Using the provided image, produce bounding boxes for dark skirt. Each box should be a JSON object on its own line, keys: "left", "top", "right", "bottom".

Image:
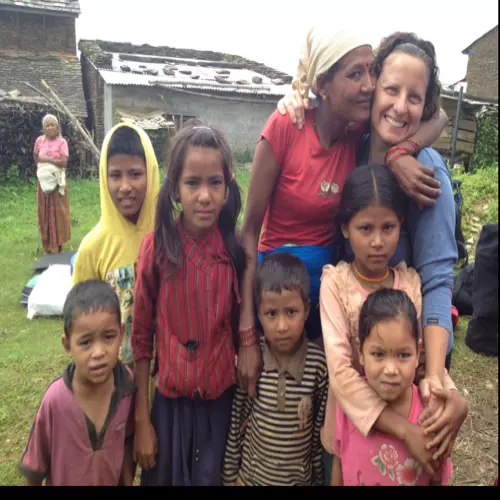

{"left": 141, "top": 386, "right": 235, "bottom": 486}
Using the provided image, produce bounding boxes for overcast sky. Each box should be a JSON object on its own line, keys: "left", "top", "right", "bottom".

{"left": 75, "top": 0, "right": 498, "bottom": 85}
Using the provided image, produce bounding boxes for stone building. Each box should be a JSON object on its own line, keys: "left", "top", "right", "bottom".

{"left": 79, "top": 40, "right": 292, "bottom": 155}
{"left": 462, "top": 25, "right": 498, "bottom": 101}
{"left": 0, "top": 0, "right": 86, "bottom": 117}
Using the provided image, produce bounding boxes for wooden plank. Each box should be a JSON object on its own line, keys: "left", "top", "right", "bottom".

{"left": 446, "top": 118, "right": 477, "bottom": 133}
{"left": 434, "top": 138, "right": 451, "bottom": 149}
{"left": 440, "top": 126, "right": 476, "bottom": 143}
{"left": 433, "top": 138, "right": 475, "bottom": 154}
{"left": 458, "top": 119, "right": 477, "bottom": 132}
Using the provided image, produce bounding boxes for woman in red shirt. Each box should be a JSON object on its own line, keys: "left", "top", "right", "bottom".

{"left": 237, "top": 26, "right": 447, "bottom": 397}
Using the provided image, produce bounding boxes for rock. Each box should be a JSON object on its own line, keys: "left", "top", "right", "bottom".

{"left": 236, "top": 79, "right": 250, "bottom": 85}
{"left": 179, "top": 69, "right": 192, "bottom": 75}
{"left": 472, "top": 216, "right": 480, "bottom": 222}
{"left": 467, "top": 237, "right": 474, "bottom": 244}
{"left": 252, "top": 76, "right": 263, "bottom": 84}
{"left": 8, "top": 89, "right": 20, "bottom": 98}
{"left": 162, "top": 67, "right": 175, "bottom": 76}
{"left": 271, "top": 78, "right": 284, "bottom": 85}
{"left": 145, "top": 68, "right": 158, "bottom": 76}
{"left": 216, "top": 69, "right": 230, "bottom": 75}
{"left": 215, "top": 75, "right": 231, "bottom": 84}
{"left": 120, "top": 64, "right": 131, "bottom": 72}
{"left": 0, "top": 88, "right": 6, "bottom": 97}
{"left": 139, "top": 64, "right": 147, "bottom": 69}
{"left": 190, "top": 74, "right": 200, "bottom": 79}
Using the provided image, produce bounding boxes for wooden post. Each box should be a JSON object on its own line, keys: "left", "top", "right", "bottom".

{"left": 450, "top": 86, "right": 464, "bottom": 169}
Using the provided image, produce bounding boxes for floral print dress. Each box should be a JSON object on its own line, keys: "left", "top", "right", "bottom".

{"left": 334, "top": 384, "right": 453, "bottom": 486}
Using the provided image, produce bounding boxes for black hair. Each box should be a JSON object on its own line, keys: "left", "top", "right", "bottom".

{"left": 255, "top": 252, "right": 310, "bottom": 306}
{"left": 334, "top": 164, "right": 407, "bottom": 263}
{"left": 107, "top": 126, "right": 146, "bottom": 162}
{"left": 63, "top": 280, "right": 121, "bottom": 338}
{"left": 336, "top": 163, "right": 408, "bottom": 228}
{"left": 374, "top": 32, "right": 441, "bottom": 121}
{"left": 154, "top": 119, "right": 246, "bottom": 281}
{"left": 358, "top": 288, "right": 419, "bottom": 349}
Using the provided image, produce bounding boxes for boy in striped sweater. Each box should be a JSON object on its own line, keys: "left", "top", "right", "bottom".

{"left": 222, "top": 252, "right": 328, "bottom": 486}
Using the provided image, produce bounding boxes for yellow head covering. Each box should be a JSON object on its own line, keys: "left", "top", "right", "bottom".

{"left": 98, "top": 122, "right": 160, "bottom": 237}
{"left": 72, "top": 122, "right": 160, "bottom": 287}
{"left": 292, "top": 25, "right": 374, "bottom": 97}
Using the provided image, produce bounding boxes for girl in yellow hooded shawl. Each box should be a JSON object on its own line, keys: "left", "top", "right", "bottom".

{"left": 72, "top": 123, "right": 160, "bottom": 365}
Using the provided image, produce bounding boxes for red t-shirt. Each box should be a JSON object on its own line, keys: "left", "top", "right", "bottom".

{"left": 258, "top": 110, "right": 365, "bottom": 252}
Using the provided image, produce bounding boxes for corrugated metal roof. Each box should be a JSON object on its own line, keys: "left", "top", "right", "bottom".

{"left": 441, "top": 88, "right": 497, "bottom": 106}
{"left": 0, "top": 0, "right": 80, "bottom": 14}
{"left": 98, "top": 53, "right": 292, "bottom": 97}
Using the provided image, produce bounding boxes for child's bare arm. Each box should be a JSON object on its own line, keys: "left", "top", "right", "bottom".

{"left": 120, "top": 439, "right": 135, "bottom": 486}
{"left": 331, "top": 457, "right": 343, "bottom": 486}
{"left": 133, "top": 359, "right": 156, "bottom": 471}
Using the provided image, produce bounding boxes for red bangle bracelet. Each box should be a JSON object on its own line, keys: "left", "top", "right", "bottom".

{"left": 407, "top": 139, "right": 421, "bottom": 156}
{"left": 240, "top": 335, "right": 259, "bottom": 347}
{"left": 239, "top": 325, "right": 256, "bottom": 335}
{"left": 386, "top": 150, "right": 410, "bottom": 165}
{"left": 384, "top": 146, "right": 408, "bottom": 164}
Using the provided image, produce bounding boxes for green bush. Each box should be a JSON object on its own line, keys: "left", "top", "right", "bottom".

{"left": 470, "top": 109, "right": 498, "bottom": 172}
{"left": 234, "top": 150, "right": 253, "bottom": 164}
{"left": 452, "top": 166, "right": 498, "bottom": 243}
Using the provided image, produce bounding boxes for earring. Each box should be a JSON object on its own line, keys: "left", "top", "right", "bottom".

{"left": 322, "top": 93, "right": 327, "bottom": 101}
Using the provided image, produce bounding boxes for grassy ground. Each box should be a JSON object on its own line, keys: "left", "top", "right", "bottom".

{"left": 0, "top": 167, "right": 497, "bottom": 485}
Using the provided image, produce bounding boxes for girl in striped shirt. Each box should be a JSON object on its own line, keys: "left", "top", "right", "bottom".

{"left": 131, "top": 121, "right": 247, "bottom": 486}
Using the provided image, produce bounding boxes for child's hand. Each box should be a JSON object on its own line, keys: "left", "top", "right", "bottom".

{"left": 403, "top": 422, "right": 440, "bottom": 477}
{"left": 422, "top": 387, "right": 468, "bottom": 461}
{"left": 133, "top": 420, "right": 157, "bottom": 470}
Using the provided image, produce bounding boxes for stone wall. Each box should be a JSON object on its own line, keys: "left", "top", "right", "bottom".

{"left": 80, "top": 56, "right": 106, "bottom": 146}
{"left": 465, "top": 26, "right": 498, "bottom": 101}
{"left": 0, "top": 9, "right": 76, "bottom": 54}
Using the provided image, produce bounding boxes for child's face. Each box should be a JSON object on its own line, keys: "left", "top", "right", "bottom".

{"left": 258, "top": 289, "right": 310, "bottom": 356}
{"left": 62, "top": 310, "right": 124, "bottom": 386}
{"left": 107, "top": 154, "right": 147, "bottom": 224}
{"left": 342, "top": 203, "right": 401, "bottom": 277}
{"left": 360, "top": 315, "right": 420, "bottom": 404}
{"left": 43, "top": 118, "right": 59, "bottom": 138}
{"left": 178, "top": 146, "right": 226, "bottom": 238}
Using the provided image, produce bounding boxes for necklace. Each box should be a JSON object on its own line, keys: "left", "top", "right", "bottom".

{"left": 352, "top": 262, "right": 389, "bottom": 283}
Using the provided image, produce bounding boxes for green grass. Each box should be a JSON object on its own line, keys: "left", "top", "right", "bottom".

{"left": 452, "top": 167, "right": 498, "bottom": 251}
{"left": 0, "top": 168, "right": 250, "bottom": 485}
{"left": 0, "top": 166, "right": 497, "bottom": 485}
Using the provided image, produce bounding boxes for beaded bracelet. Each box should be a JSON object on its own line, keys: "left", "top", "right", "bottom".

{"left": 240, "top": 335, "right": 259, "bottom": 347}
{"left": 239, "top": 325, "right": 255, "bottom": 335}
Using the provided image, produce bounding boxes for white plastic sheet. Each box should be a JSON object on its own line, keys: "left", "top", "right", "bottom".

{"left": 27, "top": 264, "right": 72, "bottom": 319}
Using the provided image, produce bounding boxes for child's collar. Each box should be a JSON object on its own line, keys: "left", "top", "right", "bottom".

{"left": 263, "top": 333, "right": 308, "bottom": 385}
{"left": 63, "top": 361, "right": 136, "bottom": 399}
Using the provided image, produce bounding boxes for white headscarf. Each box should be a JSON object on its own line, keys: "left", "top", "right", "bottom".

{"left": 292, "top": 25, "right": 374, "bottom": 97}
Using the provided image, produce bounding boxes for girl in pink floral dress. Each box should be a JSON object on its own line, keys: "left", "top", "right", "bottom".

{"left": 332, "top": 288, "right": 452, "bottom": 486}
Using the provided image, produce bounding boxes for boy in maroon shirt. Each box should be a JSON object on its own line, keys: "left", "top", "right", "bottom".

{"left": 18, "top": 280, "right": 136, "bottom": 486}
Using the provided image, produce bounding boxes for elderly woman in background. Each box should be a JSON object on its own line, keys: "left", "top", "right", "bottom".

{"left": 33, "top": 114, "right": 71, "bottom": 254}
